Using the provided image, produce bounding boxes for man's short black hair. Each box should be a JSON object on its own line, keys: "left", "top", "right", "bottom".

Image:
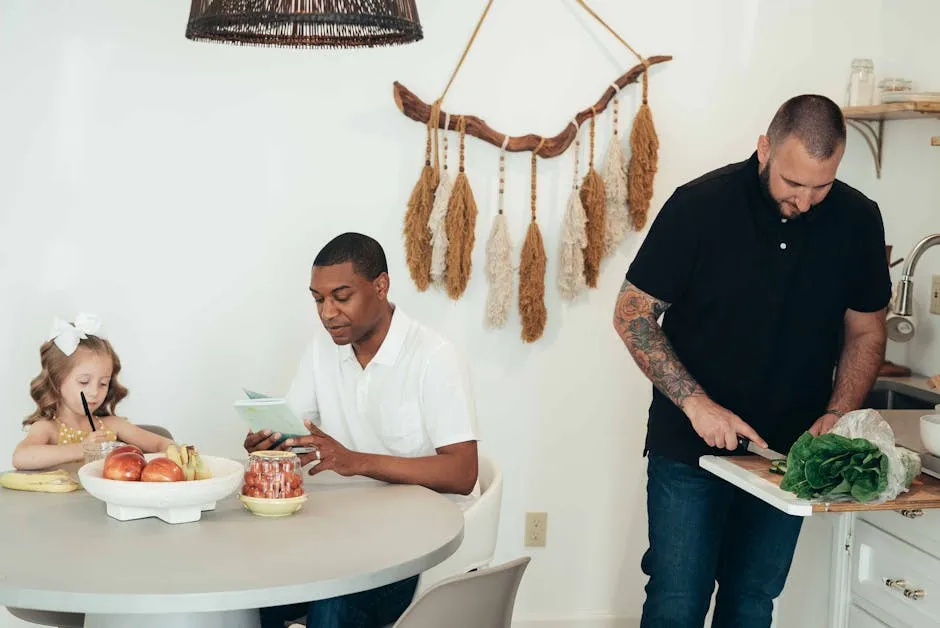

{"left": 767, "top": 94, "right": 847, "bottom": 159}
{"left": 313, "top": 232, "right": 388, "bottom": 281}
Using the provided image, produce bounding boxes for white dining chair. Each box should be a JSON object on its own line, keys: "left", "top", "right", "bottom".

{"left": 285, "top": 454, "right": 505, "bottom": 628}
{"left": 391, "top": 556, "right": 530, "bottom": 628}
{"left": 415, "top": 454, "right": 503, "bottom": 592}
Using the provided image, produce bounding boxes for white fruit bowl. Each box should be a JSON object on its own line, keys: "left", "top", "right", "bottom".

{"left": 78, "top": 454, "right": 243, "bottom": 524}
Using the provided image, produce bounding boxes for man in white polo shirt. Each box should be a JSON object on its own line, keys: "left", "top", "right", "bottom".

{"left": 247, "top": 232, "right": 479, "bottom": 628}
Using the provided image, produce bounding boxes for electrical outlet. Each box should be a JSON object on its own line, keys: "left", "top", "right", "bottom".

{"left": 931, "top": 275, "right": 940, "bottom": 315}
{"left": 525, "top": 512, "right": 547, "bottom": 547}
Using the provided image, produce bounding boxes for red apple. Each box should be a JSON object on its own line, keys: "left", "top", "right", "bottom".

{"left": 102, "top": 451, "right": 146, "bottom": 481}
{"left": 141, "top": 457, "right": 184, "bottom": 482}
{"left": 107, "top": 445, "right": 144, "bottom": 459}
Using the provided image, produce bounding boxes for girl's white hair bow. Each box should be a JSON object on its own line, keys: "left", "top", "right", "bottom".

{"left": 48, "top": 313, "right": 103, "bottom": 356}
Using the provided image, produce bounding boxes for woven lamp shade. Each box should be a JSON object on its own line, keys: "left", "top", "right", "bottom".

{"left": 185, "top": 0, "right": 423, "bottom": 49}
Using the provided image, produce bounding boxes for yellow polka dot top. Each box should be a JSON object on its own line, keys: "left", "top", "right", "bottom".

{"left": 55, "top": 418, "right": 117, "bottom": 445}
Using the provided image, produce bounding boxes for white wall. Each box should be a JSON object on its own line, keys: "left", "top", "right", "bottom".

{"left": 0, "top": 2, "right": 936, "bottom": 627}
{"left": 877, "top": 0, "right": 940, "bottom": 376}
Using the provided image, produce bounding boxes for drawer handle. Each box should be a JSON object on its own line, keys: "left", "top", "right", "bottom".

{"left": 897, "top": 509, "right": 925, "bottom": 519}
{"left": 885, "top": 578, "right": 926, "bottom": 601}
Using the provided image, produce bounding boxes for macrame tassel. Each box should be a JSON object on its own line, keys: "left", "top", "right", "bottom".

{"left": 429, "top": 114, "right": 453, "bottom": 285}
{"left": 558, "top": 122, "right": 588, "bottom": 301}
{"left": 485, "top": 214, "right": 513, "bottom": 328}
{"left": 601, "top": 89, "right": 629, "bottom": 255}
{"left": 580, "top": 111, "right": 606, "bottom": 288}
{"left": 519, "top": 145, "right": 547, "bottom": 343}
{"left": 403, "top": 102, "right": 441, "bottom": 291}
{"left": 445, "top": 117, "right": 478, "bottom": 300}
{"left": 628, "top": 70, "right": 659, "bottom": 231}
{"left": 484, "top": 139, "right": 513, "bottom": 328}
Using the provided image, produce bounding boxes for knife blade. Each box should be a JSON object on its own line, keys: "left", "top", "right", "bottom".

{"left": 736, "top": 436, "right": 785, "bottom": 460}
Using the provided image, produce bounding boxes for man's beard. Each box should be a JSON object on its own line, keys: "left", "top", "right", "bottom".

{"left": 758, "top": 162, "right": 802, "bottom": 220}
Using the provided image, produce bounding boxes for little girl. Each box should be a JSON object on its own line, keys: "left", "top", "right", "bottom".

{"left": 12, "top": 314, "right": 174, "bottom": 470}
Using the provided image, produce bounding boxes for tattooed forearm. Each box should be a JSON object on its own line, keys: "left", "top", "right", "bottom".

{"left": 613, "top": 280, "right": 705, "bottom": 408}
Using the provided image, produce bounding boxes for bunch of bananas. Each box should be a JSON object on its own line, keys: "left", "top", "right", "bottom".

{"left": 166, "top": 443, "right": 212, "bottom": 481}
{"left": 0, "top": 469, "right": 80, "bottom": 493}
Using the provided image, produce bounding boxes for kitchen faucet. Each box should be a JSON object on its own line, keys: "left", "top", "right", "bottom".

{"left": 894, "top": 233, "right": 940, "bottom": 316}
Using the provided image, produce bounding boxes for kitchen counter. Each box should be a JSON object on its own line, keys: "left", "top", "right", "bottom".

{"left": 881, "top": 408, "right": 936, "bottom": 454}
{"left": 874, "top": 375, "right": 940, "bottom": 406}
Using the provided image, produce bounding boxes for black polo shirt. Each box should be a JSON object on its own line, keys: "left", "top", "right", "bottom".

{"left": 625, "top": 152, "right": 891, "bottom": 466}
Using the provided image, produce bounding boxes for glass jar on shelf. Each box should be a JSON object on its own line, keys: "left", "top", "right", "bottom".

{"left": 878, "top": 77, "right": 913, "bottom": 102}
{"left": 846, "top": 58, "right": 875, "bottom": 107}
{"left": 879, "top": 77, "right": 913, "bottom": 93}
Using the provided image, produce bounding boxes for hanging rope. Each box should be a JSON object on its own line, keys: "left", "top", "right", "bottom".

{"left": 573, "top": 0, "right": 646, "bottom": 65}
{"left": 438, "top": 0, "right": 496, "bottom": 105}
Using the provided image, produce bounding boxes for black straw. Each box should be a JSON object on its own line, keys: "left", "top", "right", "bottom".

{"left": 80, "top": 392, "right": 96, "bottom": 432}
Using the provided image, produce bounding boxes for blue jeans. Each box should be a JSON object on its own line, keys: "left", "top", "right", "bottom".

{"left": 641, "top": 453, "right": 804, "bottom": 628}
{"left": 259, "top": 576, "right": 419, "bottom": 628}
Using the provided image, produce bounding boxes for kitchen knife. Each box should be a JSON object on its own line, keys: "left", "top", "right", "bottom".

{"left": 736, "top": 436, "right": 785, "bottom": 460}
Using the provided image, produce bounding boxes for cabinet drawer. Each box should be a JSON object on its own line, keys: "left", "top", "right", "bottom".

{"left": 853, "top": 521, "right": 940, "bottom": 626}
{"left": 849, "top": 603, "right": 891, "bottom": 628}
{"left": 860, "top": 508, "right": 940, "bottom": 559}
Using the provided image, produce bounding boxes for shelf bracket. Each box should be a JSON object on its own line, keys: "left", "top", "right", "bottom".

{"left": 846, "top": 119, "right": 885, "bottom": 179}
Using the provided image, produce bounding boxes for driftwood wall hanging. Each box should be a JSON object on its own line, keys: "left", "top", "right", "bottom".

{"left": 396, "top": 0, "right": 671, "bottom": 341}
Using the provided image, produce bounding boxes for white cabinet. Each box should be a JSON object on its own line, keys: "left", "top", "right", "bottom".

{"left": 852, "top": 520, "right": 940, "bottom": 627}
{"left": 860, "top": 508, "right": 940, "bottom": 559}
{"left": 848, "top": 604, "right": 891, "bottom": 627}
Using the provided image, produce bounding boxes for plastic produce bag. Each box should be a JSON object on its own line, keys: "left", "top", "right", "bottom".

{"left": 780, "top": 409, "right": 921, "bottom": 504}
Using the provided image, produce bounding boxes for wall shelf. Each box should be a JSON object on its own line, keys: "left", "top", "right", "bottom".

{"left": 842, "top": 102, "right": 940, "bottom": 178}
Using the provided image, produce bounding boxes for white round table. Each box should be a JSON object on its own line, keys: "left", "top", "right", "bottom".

{"left": 0, "top": 473, "right": 464, "bottom": 628}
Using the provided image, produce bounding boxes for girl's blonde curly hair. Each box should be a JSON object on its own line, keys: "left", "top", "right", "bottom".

{"left": 24, "top": 335, "right": 128, "bottom": 426}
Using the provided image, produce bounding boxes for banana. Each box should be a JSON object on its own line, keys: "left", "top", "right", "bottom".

{"left": 193, "top": 450, "right": 212, "bottom": 480}
{"left": 178, "top": 444, "right": 190, "bottom": 469}
{"left": 1, "top": 470, "right": 79, "bottom": 493}
{"left": 163, "top": 443, "right": 212, "bottom": 480}
{"left": 166, "top": 444, "right": 183, "bottom": 468}
{"left": 182, "top": 445, "right": 196, "bottom": 481}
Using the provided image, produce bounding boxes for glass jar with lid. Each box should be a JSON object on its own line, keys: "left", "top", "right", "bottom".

{"left": 846, "top": 58, "right": 875, "bottom": 106}
{"left": 879, "top": 77, "right": 913, "bottom": 93}
{"left": 242, "top": 451, "right": 304, "bottom": 499}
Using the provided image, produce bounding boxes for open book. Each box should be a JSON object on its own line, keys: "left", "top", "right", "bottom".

{"left": 234, "top": 389, "right": 308, "bottom": 438}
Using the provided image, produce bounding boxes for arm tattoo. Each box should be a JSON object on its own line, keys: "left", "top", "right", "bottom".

{"left": 614, "top": 280, "right": 704, "bottom": 408}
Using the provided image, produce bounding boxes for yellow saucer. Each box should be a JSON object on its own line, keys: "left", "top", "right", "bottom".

{"left": 239, "top": 493, "right": 307, "bottom": 517}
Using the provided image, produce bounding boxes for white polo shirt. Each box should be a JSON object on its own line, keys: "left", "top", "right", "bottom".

{"left": 285, "top": 307, "right": 480, "bottom": 506}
